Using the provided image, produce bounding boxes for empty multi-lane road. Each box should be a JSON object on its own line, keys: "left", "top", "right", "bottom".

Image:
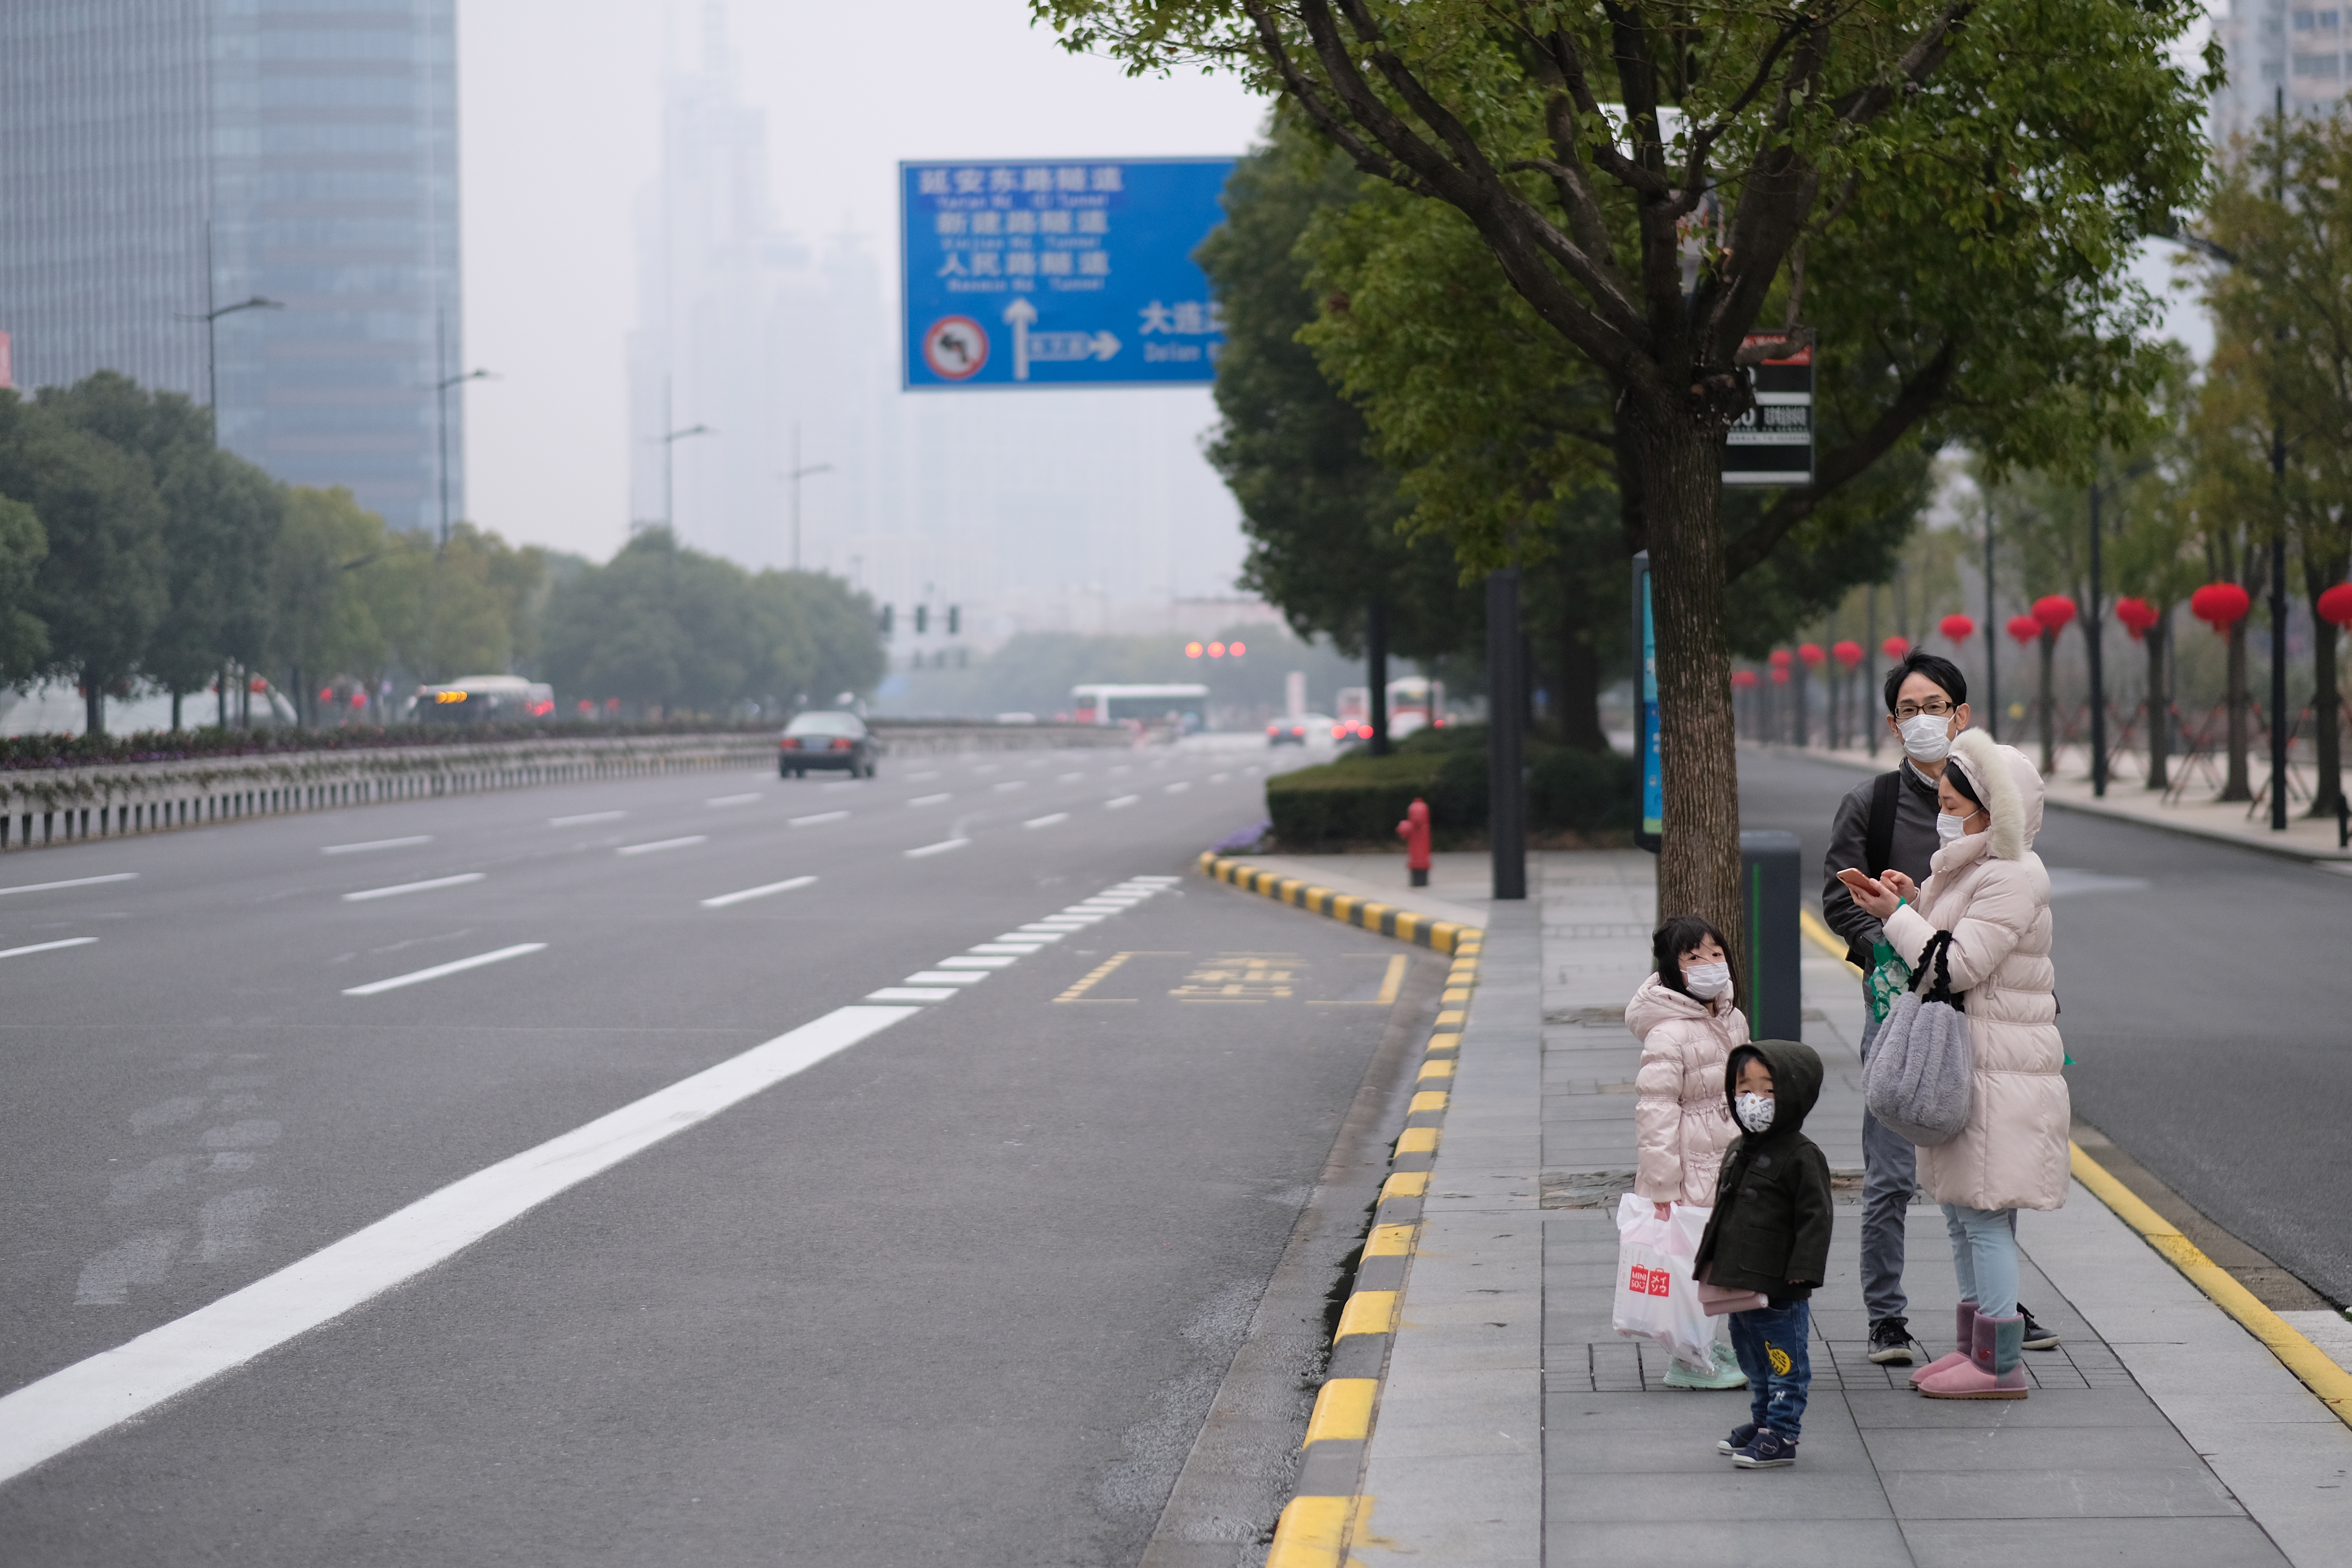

{"left": 0, "top": 737, "right": 1440, "bottom": 1565}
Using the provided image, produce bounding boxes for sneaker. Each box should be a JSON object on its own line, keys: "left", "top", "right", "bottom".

{"left": 1662, "top": 1346, "right": 1751, "bottom": 1390}
{"left": 1731, "top": 1427, "right": 1798, "bottom": 1468}
{"left": 2018, "top": 1304, "right": 2059, "bottom": 1351}
{"left": 1866, "top": 1317, "right": 1916, "bottom": 1365}
{"left": 1716, "top": 1422, "right": 1759, "bottom": 1456}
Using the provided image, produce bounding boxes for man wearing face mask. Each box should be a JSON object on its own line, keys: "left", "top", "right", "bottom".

{"left": 1820, "top": 652, "right": 1968, "bottom": 1367}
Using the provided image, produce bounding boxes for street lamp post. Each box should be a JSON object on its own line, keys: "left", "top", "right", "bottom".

{"left": 180, "top": 226, "right": 282, "bottom": 445}
{"left": 657, "top": 376, "right": 713, "bottom": 534}
{"left": 783, "top": 423, "right": 833, "bottom": 572}
{"left": 435, "top": 361, "right": 494, "bottom": 549}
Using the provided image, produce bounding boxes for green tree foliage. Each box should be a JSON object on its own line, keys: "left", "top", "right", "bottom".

{"left": 537, "top": 528, "right": 882, "bottom": 716}
{"left": 270, "top": 486, "right": 394, "bottom": 720}
{"left": 0, "top": 495, "right": 48, "bottom": 681}
{"left": 363, "top": 521, "right": 546, "bottom": 687}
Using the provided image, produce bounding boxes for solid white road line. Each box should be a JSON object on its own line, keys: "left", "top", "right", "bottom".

{"left": 904, "top": 970, "right": 988, "bottom": 985}
{"left": 699, "top": 875, "right": 818, "bottom": 909}
{"left": 0, "top": 1002, "right": 915, "bottom": 1486}
{"left": 904, "top": 838, "right": 969, "bottom": 858}
{"left": 0, "top": 873, "right": 140, "bottom": 897}
{"left": 341, "top": 944, "right": 547, "bottom": 997}
{"left": 320, "top": 837, "right": 431, "bottom": 856}
{"left": 908, "top": 793, "right": 951, "bottom": 807}
{"left": 340, "top": 872, "right": 486, "bottom": 903}
{"left": 790, "top": 811, "right": 851, "bottom": 827}
{"left": 705, "top": 793, "right": 762, "bottom": 807}
{"left": 0, "top": 937, "right": 99, "bottom": 960}
{"left": 617, "top": 835, "right": 709, "bottom": 856}
{"left": 549, "top": 811, "right": 627, "bottom": 828}
{"left": 1105, "top": 795, "right": 1140, "bottom": 809}
{"left": 1024, "top": 813, "right": 1070, "bottom": 829}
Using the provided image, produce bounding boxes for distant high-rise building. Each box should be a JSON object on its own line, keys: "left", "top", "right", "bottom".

{"left": 2211, "top": 0, "right": 2350, "bottom": 149}
{"left": 0, "top": 0, "right": 462, "bottom": 534}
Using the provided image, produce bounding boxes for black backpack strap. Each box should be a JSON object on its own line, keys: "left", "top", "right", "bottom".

{"left": 1864, "top": 769, "right": 1902, "bottom": 885}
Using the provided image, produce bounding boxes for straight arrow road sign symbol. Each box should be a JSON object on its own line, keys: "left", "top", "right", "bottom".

{"left": 1004, "top": 297, "right": 1037, "bottom": 381}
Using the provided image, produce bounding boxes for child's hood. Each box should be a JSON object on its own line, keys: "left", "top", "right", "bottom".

{"left": 1624, "top": 972, "right": 1721, "bottom": 1039}
{"left": 1723, "top": 1038, "right": 1823, "bottom": 1137}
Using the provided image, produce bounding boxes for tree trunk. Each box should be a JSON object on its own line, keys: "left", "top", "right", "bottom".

{"left": 1553, "top": 573, "right": 1607, "bottom": 752}
{"left": 83, "top": 674, "right": 104, "bottom": 739}
{"left": 1638, "top": 416, "right": 1743, "bottom": 958}
{"left": 2311, "top": 605, "right": 2342, "bottom": 820}
{"left": 1792, "top": 662, "right": 1809, "bottom": 748}
{"left": 2222, "top": 618, "right": 2251, "bottom": 801}
{"left": 2037, "top": 632, "right": 2056, "bottom": 775}
{"left": 1365, "top": 597, "right": 1390, "bottom": 757}
{"left": 2143, "top": 615, "right": 2169, "bottom": 791}
{"left": 171, "top": 690, "right": 183, "bottom": 733}
{"left": 218, "top": 665, "right": 229, "bottom": 728}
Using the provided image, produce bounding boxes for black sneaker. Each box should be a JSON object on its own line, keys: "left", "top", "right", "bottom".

{"left": 1716, "top": 1422, "right": 1759, "bottom": 1456}
{"left": 1731, "top": 1427, "right": 1798, "bottom": 1468}
{"left": 2019, "top": 1304, "right": 2060, "bottom": 1351}
{"left": 1866, "top": 1317, "right": 1916, "bottom": 1365}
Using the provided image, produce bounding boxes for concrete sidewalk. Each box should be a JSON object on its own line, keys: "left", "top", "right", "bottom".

{"left": 1327, "top": 850, "right": 2352, "bottom": 1568}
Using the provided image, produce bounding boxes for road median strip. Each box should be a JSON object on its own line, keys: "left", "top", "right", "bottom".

{"left": 1195, "top": 852, "right": 1481, "bottom": 955}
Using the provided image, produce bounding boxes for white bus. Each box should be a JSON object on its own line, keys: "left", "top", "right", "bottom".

{"left": 1071, "top": 683, "right": 1209, "bottom": 731}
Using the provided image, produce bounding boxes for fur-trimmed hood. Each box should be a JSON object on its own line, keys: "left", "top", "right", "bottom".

{"left": 1946, "top": 728, "right": 2041, "bottom": 860}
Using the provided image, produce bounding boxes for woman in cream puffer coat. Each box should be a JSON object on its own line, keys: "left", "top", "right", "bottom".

{"left": 1853, "top": 727, "right": 2068, "bottom": 1399}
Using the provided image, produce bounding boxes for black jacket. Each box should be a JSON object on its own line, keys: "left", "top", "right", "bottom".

{"left": 1822, "top": 760, "right": 1943, "bottom": 967}
{"left": 1692, "top": 1039, "right": 1835, "bottom": 1303}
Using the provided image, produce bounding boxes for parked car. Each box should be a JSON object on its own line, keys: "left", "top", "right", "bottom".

{"left": 779, "top": 711, "right": 877, "bottom": 777}
{"left": 1267, "top": 713, "right": 1336, "bottom": 747}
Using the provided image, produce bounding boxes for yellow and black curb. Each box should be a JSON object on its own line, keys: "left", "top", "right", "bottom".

{"left": 1196, "top": 853, "right": 1477, "bottom": 955}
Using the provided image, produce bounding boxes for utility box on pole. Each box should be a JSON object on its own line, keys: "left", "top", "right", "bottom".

{"left": 1739, "top": 830, "right": 1803, "bottom": 1043}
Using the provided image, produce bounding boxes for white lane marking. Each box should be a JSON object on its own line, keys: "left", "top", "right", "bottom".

{"left": 904, "top": 971, "right": 988, "bottom": 985}
{"left": 700, "top": 875, "right": 818, "bottom": 909}
{"left": 1209, "top": 773, "right": 1230, "bottom": 784}
{"left": 1105, "top": 795, "right": 1140, "bottom": 809}
{"left": 1129, "top": 875, "right": 1182, "bottom": 883}
{"left": 549, "top": 811, "right": 626, "bottom": 828}
{"left": 904, "top": 838, "right": 970, "bottom": 858}
{"left": 0, "top": 1004, "right": 914, "bottom": 1484}
{"left": 0, "top": 873, "right": 140, "bottom": 897}
{"left": 0, "top": 936, "right": 99, "bottom": 960}
{"left": 340, "top": 873, "right": 486, "bottom": 903}
{"left": 969, "top": 943, "right": 1042, "bottom": 954}
{"left": 1024, "top": 813, "right": 1070, "bottom": 829}
{"left": 341, "top": 944, "right": 546, "bottom": 996}
{"left": 705, "top": 793, "right": 762, "bottom": 808}
{"left": 1164, "top": 782, "right": 1191, "bottom": 794}
{"left": 992, "top": 780, "right": 1027, "bottom": 792}
{"left": 320, "top": 837, "right": 430, "bottom": 856}
{"left": 1058, "top": 772, "right": 1085, "bottom": 783}
{"left": 1109, "top": 765, "right": 1132, "bottom": 775}
{"left": 867, "top": 987, "right": 957, "bottom": 1002}
{"left": 909, "top": 793, "right": 951, "bottom": 807}
{"left": 790, "top": 811, "right": 850, "bottom": 827}
{"left": 937, "top": 955, "right": 1017, "bottom": 969}
{"left": 617, "top": 835, "right": 709, "bottom": 857}
{"left": 907, "top": 771, "right": 940, "bottom": 782}
{"left": 1003, "top": 930, "right": 1065, "bottom": 942}
{"left": 820, "top": 780, "right": 862, "bottom": 792}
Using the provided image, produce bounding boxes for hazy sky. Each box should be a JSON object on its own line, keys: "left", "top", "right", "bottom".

{"left": 458, "top": 0, "right": 1268, "bottom": 564}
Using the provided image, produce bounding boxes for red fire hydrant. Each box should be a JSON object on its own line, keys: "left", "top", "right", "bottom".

{"left": 1396, "top": 796, "right": 1432, "bottom": 887}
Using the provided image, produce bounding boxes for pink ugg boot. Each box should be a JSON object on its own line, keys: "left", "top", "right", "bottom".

{"left": 1918, "top": 1313, "right": 2029, "bottom": 1400}
{"left": 1909, "top": 1301, "right": 1979, "bottom": 1390}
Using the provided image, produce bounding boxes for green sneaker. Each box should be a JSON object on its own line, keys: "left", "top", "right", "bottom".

{"left": 1662, "top": 1345, "right": 1750, "bottom": 1390}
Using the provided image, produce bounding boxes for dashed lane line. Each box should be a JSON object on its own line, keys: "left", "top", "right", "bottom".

{"left": 789, "top": 811, "right": 850, "bottom": 827}
{"left": 617, "top": 835, "right": 709, "bottom": 856}
{"left": 909, "top": 793, "right": 952, "bottom": 807}
{"left": 904, "top": 838, "right": 970, "bottom": 858}
{"left": 321, "top": 837, "right": 431, "bottom": 855}
{"left": 1165, "top": 782, "right": 1191, "bottom": 794}
{"left": 699, "top": 875, "right": 818, "bottom": 909}
{"left": 705, "top": 793, "right": 762, "bottom": 807}
{"left": 341, "top": 943, "right": 547, "bottom": 997}
{"left": 548, "top": 811, "right": 626, "bottom": 828}
{"left": 1105, "top": 795, "right": 1140, "bottom": 809}
{"left": 0, "top": 937, "right": 99, "bottom": 960}
{"left": 1024, "top": 813, "right": 1070, "bottom": 829}
{"left": 0, "top": 873, "right": 139, "bottom": 896}
{"left": 0, "top": 1003, "right": 916, "bottom": 1486}
{"left": 340, "top": 873, "right": 486, "bottom": 903}
{"left": 904, "top": 970, "right": 988, "bottom": 985}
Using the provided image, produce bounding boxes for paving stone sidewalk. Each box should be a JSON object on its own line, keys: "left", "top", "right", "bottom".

{"left": 1341, "top": 849, "right": 2352, "bottom": 1568}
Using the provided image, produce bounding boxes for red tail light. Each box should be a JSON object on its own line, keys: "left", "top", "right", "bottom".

{"left": 780, "top": 737, "right": 800, "bottom": 750}
{"left": 831, "top": 737, "right": 853, "bottom": 750}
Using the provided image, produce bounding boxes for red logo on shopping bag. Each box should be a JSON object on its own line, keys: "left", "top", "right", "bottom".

{"left": 1648, "top": 1269, "right": 1671, "bottom": 1297}
{"left": 1628, "top": 1265, "right": 1651, "bottom": 1294}
{"left": 1628, "top": 1264, "right": 1671, "bottom": 1297}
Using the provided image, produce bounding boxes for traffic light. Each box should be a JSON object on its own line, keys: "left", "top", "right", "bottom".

{"left": 915, "top": 605, "right": 929, "bottom": 635}
{"left": 879, "top": 604, "right": 894, "bottom": 635}
{"left": 947, "top": 605, "right": 960, "bottom": 635}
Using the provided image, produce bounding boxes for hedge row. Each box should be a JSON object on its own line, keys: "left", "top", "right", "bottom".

{"left": 1265, "top": 733, "right": 1637, "bottom": 848}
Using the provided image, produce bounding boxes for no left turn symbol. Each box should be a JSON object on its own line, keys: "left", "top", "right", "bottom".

{"left": 922, "top": 316, "right": 988, "bottom": 380}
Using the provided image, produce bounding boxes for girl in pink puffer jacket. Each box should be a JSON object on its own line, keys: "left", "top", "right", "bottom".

{"left": 1623, "top": 913, "right": 1751, "bottom": 1390}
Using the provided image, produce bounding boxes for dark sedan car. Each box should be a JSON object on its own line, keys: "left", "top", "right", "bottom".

{"left": 779, "top": 711, "right": 878, "bottom": 777}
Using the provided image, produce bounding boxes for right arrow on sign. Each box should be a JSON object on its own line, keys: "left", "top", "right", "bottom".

{"left": 1003, "top": 296, "right": 1038, "bottom": 381}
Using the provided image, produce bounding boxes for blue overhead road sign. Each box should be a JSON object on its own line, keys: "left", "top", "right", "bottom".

{"left": 900, "top": 157, "right": 1235, "bottom": 390}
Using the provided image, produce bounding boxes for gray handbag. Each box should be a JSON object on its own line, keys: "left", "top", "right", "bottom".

{"left": 1862, "top": 929, "right": 1974, "bottom": 1146}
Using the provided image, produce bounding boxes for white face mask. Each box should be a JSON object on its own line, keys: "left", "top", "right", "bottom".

{"left": 1936, "top": 813, "right": 1971, "bottom": 845}
{"left": 1898, "top": 712, "right": 1955, "bottom": 762}
{"left": 1684, "top": 962, "right": 1731, "bottom": 1000}
{"left": 1734, "top": 1091, "right": 1777, "bottom": 1135}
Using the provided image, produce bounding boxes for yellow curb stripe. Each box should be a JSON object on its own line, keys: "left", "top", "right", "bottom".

{"left": 1798, "top": 906, "right": 1864, "bottom": 979}
{"left": 1335, "top": 1290, "right": 1397, "bottom": 1339}
{"left": 1265, "top": 1495, "right": 1368, "bottom": 1568}
{"left": 1380, "top": 1171, "right": 1429, "bottom": 1200}
{"left": 1417, "top": 1058, "right": 1456, "bottom": 1080}
{"left": 1396, "top": 1127, "right": 1439, "bottom": 1154}
{"left": 1434, "top": 1010, "right": 1466, "bottom": 1026}
{"left": 1425, "top": 1032, "right": 1461, "bottom": 1053}
{"left": 1362, "top": 1223, "right": 1416, "bottom": 1258}
{"left": 1408, "top": 1091, "right": 1448, "bottom": 1114}
{"left": 2071, "top": 1142, "right": 2352, "bottom": 1428}
{"left": 1196, "top": 854, "right": 1484, "bottom": 953}
{"left": 1303, "top": 1379, "right": 1379, "bottom": 1445}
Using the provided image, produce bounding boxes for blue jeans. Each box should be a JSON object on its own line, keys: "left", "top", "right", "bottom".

{"left": 1728, "top": 1300, "right": 1812, "bottom": 1441}
{"left": 1858, "top": 996, "right": 1918, "bottom": 1325}
{"left": 1943, "top": 1203, "right": 2019, "bottom": 1318}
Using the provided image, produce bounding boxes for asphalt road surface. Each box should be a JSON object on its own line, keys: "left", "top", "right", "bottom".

{"left": 1740, "top": 745, "right": 2352, "bottom": 1306}
{"left": 0, "top": 737, "right": 1440, "bottom": 1566}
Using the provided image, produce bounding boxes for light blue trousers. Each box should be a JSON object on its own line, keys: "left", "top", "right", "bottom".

{"left": 1942, "top": 1202, "right": 2019, "bottom": 1318}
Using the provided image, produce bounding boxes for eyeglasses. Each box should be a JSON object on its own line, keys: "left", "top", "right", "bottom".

{"left": 1895, "top": 699, "right": 1956, "bottom": 720}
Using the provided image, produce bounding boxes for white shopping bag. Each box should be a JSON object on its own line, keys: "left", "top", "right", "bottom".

{"left": 1610, "top": 1193, "right": 1713, "bottom": 1366}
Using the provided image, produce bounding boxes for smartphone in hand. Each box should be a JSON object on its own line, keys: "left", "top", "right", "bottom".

{"left": 1836, "top": 867, "right": 1883, "bottom": 898}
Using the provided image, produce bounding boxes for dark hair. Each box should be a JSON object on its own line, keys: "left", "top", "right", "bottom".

{"left": 1653, "top": 913, "right": 1728, "bottom": 998}
{"left": 1944, "top": 760, "right": 1984, "bottom": 812}
{"left": 1882, "top": 650, "right": 1968, "bottom": 715}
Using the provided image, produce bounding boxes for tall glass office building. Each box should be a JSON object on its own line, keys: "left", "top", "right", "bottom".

{"left": 0, "top": 0, "right": 462, "bottom": 535}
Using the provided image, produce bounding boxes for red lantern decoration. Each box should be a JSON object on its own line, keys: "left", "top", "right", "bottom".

{"left": 1831, "top": 639, "right": 1864, "bottom": 668}
{"left": 2317, "top": 582, "right": 2352, "bottom": 628}
{"left": 1770, "top": 666, "right": 1790, "bottom": 684}
{"left": 2031, "top": 595, "right": 2077, "bottom": 633}
{"left": 1797, "top": 642, "right": 1826, "bottom": 668}
{"left": 2006, "top": 614, "right": 2042, "bottom": 645}
{"left": 1731, "top": 668, "right": 1760, "bottom": 690}
{"left": 2189, "top": 581, "right": 2251, "bottom": 634}
{"left": 2114, "top": 597, "right": 2160, "bottom": 641}
{"left": 1768, "top": 647, "right": 1794, "bottom": 668}
{"left": 1938, "top": 613, "right": 1975, "bottom": 643}
{"left": 1881, "top": 635, "right": 1910, "bottom": 661}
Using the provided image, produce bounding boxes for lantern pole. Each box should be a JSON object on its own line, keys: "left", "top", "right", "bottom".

{"left": 2089, "top": 478, "right": 2108, "bottom": 797}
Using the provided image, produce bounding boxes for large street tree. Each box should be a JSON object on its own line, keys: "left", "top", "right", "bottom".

{"left": 1037, "top": 0, "right": 2210, "bottom": 932}
{"left": 0, "top": 496, "right": 47, "bottom": 682}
